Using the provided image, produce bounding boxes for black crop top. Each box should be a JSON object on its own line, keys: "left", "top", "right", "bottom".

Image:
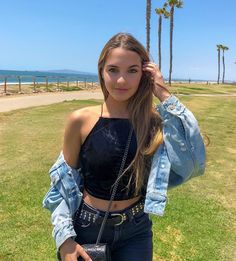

{"left": 78, "top": 117, "right": 138, "bottom": 200}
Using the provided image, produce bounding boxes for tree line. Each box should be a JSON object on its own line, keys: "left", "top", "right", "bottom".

{"left": 146, "top": 0, "right": 230, "bottom": 85}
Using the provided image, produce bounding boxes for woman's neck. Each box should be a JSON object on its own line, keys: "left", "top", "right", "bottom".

{"left": 102, "top": 96, "right": 129, "bottom": 118}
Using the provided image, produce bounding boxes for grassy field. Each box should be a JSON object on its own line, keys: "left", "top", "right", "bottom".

{"left": 169, "top": 83, "right": 236, "bottom": 95}
{"left": 0, "top": 92, "right": 235, "bottom": 260}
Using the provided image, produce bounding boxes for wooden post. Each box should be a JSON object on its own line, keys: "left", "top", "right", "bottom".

{"left": 92, "top": 81, "right": 94, "bottom": 88}
{"left": 84, "top": 78, "right": 87, "bottom": 88}
{"left": 46, "top": 77, "right": 48, "bottom": 91}
{"left": 18, "top": 76, "right": 22, "bottom": 93}
{"left": 57, "top": 78, "right": 59, "bottom": 90}
{"left": 33, "top": 77, "right": 36, "bottom": 92}
{"left": 76, "top": 79, "right": 78, "bottom": 88}
{"left": 4, "top": 77, "right": 7, "bottom": 94}
{"left": 67, "top": 79, "right": 69, "bottom": 88}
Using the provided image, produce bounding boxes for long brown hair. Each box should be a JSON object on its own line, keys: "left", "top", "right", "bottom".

{"left": 98, "top": 33, "right": 163, "bottom": 194}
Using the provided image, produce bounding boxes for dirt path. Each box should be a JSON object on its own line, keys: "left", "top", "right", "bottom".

{"left": 0, "top": 90, "right": 104, "bottom": 112}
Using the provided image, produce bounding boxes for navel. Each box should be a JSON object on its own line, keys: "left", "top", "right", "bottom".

{"left": 113, "top": 203, "right": 118, "bottom": 209}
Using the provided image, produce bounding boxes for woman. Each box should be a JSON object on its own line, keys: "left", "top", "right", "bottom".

{"left": 43, "top": 33, "right": 206, "bottom": 261}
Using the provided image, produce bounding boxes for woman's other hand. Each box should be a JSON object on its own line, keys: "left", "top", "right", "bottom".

{"left": 143, "top": 62, "right": 171, "bottom": 102}
{"left": 60, "top": 238, "right": 92, "bottom": 261}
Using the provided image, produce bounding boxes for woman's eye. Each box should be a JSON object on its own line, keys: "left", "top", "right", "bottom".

{"left": 108, "top": 68, "right": 118, "bottom": 73}
{"left": 129, "top": 69, "right": 138, "bottom": 73}
{"left": 107, "top": 68, "right": 138, "bottom": 73}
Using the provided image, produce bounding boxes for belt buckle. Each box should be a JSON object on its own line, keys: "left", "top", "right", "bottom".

{"left": 110, "top": 213, "right": 125, "bottom": 226}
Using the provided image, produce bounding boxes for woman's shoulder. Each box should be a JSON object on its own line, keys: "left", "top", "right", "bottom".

{"left": 68, "top": 105, "right": 101, "bottom": 122}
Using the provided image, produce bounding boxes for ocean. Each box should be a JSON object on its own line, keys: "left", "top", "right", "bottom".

{"left": 0, "top": 70, "right": 99, "bottom": 84}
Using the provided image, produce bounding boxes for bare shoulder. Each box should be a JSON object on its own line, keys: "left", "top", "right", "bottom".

{"left": 67, "top": 105, "right": 101, "bottom": 125}
{"left": 63, "top": 105, "right": 101, "bottom": 168}
{"left": 66, "top": 105, "right": 102, "bottom": 143}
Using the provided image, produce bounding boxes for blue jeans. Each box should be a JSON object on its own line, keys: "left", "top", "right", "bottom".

{"left": 72, "top": 199, "right": 153, "bottom": 260}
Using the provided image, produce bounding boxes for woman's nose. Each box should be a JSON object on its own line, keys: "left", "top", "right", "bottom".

{"left": 117, "top": 75, "right": 126, "bottom": 84}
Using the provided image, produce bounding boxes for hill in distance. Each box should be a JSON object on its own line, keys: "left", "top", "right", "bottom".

{"left": 45, "top": 69, "right": 97, "bottom": 75}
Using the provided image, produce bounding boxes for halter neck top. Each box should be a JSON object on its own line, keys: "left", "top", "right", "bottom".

{"left": 78, "top": 117, "right": 138, "bottom": 200}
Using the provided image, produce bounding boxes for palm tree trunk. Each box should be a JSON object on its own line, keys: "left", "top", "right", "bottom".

{"left": 222, "top": 50, "right": 225, "bottom": 84}
{"left": 169, "top": 6, "right": 174, "bottom": 86}
{"left": 217, "top": 49, "right": 220, "bottom": 84}
{"left": 146, "top": 0, "right": 151, "bottom": 54}
{"left": 158, "top": 15, "right": 162, "bottom": 70}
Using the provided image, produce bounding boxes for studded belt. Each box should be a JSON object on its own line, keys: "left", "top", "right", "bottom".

{"left": 75, "top": 199, "right": 145, "bottom": 226}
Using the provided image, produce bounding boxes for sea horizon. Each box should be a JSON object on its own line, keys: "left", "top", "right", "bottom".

{"left": 0, "top": 69, "right": 99, "bottom": 84}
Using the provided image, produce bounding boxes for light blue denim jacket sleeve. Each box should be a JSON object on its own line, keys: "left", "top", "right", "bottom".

{"left": 144, "top": 95, "right": 206, "bottom": 215}
{"left": 42, "top": 153, "right": 83, "bottom": 249}
{"left": 42, "top": 95, "right": 206, "bottom": 249}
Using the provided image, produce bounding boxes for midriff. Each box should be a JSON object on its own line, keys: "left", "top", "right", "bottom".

{"left": 83, "top": 189, "right": 141, "bottom": 212}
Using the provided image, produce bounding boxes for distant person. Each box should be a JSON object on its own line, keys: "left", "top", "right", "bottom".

{"left": 43, "top": 32, "right": 206, "bottom": 261}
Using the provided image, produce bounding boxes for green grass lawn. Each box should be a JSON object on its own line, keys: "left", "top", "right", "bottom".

{"left": 169, "top": 83, "right": 236, "bottom": 95}
{"left": 0, "top": 95, "right": 235, "bottom": 260}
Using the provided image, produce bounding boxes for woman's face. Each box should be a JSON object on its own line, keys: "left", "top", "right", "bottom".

{"left": 102, "top": 47, "right": 143, "bottom": 102}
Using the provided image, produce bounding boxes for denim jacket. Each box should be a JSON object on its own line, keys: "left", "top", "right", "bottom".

{"left": 42, "top": 95, "right": 206, "bottom": 249}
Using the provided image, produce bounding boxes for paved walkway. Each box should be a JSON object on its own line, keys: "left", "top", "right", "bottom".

{"left": 0, "top": 90, "right": 235, "bottom": 113}
{"left": 0, "top": 90, "right": 104, "bottom": 112}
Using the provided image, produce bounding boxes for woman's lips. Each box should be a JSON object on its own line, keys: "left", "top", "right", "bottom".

{"left": 115, "top": 88, "right": 128, "bottom": 92}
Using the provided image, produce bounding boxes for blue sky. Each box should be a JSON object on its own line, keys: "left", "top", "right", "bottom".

{"left": 1, "top": 0, "right": 236, "bottom": 81}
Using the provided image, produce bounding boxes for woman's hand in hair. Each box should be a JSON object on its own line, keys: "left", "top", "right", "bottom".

{"left": 142, "top": 62, "right": 171, "bottom": 102}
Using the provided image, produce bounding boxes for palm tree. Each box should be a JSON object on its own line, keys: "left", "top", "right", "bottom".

{"left": 146, "top": 0, "right": 151, "bottom": 54}
{"left": 221, "top": 45, "right": 229, "bottom": 84}
{"left": 155, "top": 4, "right": 169, "bottom": 71}
{"left": 166, "top": 0, "right": 183, "bottom": 85}
{"left": 216, "top": 44, "right": 222, "bottom": 84}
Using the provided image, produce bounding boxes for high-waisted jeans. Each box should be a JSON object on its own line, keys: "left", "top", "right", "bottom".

{"left": 71, "top": 198, "right": 153, "bottom": 261}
